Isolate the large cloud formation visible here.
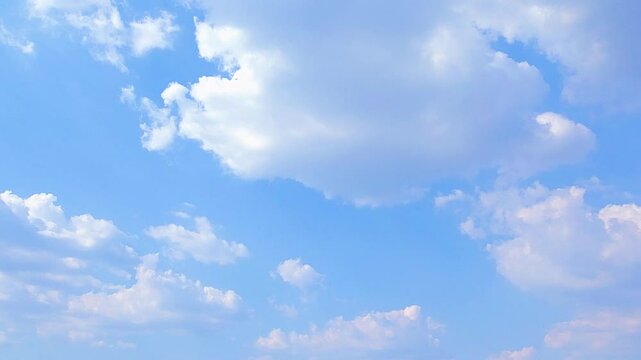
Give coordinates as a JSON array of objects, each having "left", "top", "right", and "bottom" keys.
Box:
[{"left": 132, "top": 0, "right": 605, "bottom": 205}]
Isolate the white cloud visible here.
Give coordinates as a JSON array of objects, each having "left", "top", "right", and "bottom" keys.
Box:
[
  {"left": 134, "top": 8, "right": 597, "bottom": 205},
  {"left": 257, "top": 305, "right": 442, "bottom": 355},
  {"left": 29, "top": 0, "right": 178, "bottom": 70},
  {"left": 545, "top": 311, "right": 641, "bottom": 356},
  {"left": 434, "top": 189, "right": 466, "bottom": 207},
  {"left": 462, "top": 0, "right": 641, "bottom": 111},
  {"left": 30, "top": 254, "right": 241, "bottom": 346},
  {"left": 0, "top": 190, "right": 119, "bottom": 249},
  {"left": 130, "top": 12, "right": 179, "bottom": 56},
  {"left": 146, "top": 216, "right": 248, "bottom": 265},
  {"left": 194, "top": 21, "right": 246, "bottom": 69},
  {"left": 488, "top": 346, "right": 534, "bottom": 360},
  {"left": 274, "top": 258, "right": 322, "bottom": 290},
  {"left": 460, "top": 217, "right": 485, "bottom": 239},
  {"left": 460, "top": 183, "right": 641, "bottom": 290},
  {"left": 500, "top": 112, "right": 595, "bottom": 178},
  {"left": 63, "top": 3, "right": 127, "bottom": 71},
  {"left": 67, "top": 254, "right": 241, "bottom": 324},
  {"left": 138, "top": 97, "right": 177, "bottom": 151},
  {"left": 61, "top": 257, "right": 86, "bottom": 269},
  {"left": 120, "top": 86, "right": 178, "bottom": 151},
  {"left": 0, "top": 23, "right": 35, "bottom": 54},
  {"left": 119, "top": 85, "right": 135, "bottom": 104}
]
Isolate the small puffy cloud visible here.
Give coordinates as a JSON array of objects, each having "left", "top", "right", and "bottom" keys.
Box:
[
  {"left": 488, "top": 346, "right": 534, "bottom": 360},
  {"left": 138, "top": 97, "right": 177, "bottom": 151},
  {"left": 194, "top": 20, "right": 246, "bottom": 68},
  {"left": 545, "top": 311, "right": 641, "bottom": 357},
  {"left": 460, "top": 183, "right": 641, "bottom": 290},
  {"left": 130, "top": 12, "right": 179, "bottom": 56},
  {"left": 434, "top": 189, "right": 466, "bottom": 207},
  {"left": 146, "top": 216, "right": 248, "bottom": 265},
  {"left": 0, "top": 190, "right": 119, "bottom": 249},
  {"left": 29, "top": 0, "right": 178, "bottom": 70},
  {"left": 257, "top": 305, "right": 442, "bottom": 356},
  {"left": 120, "top": 85, "right": 178, "bottom": 151},
  {"left": 119, "top": 85, "right": 135, "bottom": 104},
  {"left": 0, "top": 23, "right": 35, "bottom": 54},
  {"left": 274, "top": 258, "right": 322, "bottom": 290},
  {"left": 459, "top": 217, "right": 485, "bottom": 239}
]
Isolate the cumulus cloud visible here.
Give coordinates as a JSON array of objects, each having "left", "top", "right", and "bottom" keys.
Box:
[
  {"left": 67, "top": 254, "right": 241, "bottom": 323},
  {"left": 257, "top": 305, "right": 442, "bottom": 356},
  {"left": 462, "top": 0, "right": 641, "bottom": 111},
  {"left": 29, "top": 0, "right": 178, "bottom": 70},
  {"left": 460, "top": 183, "right": 641, "bottom": 290},
  {"left": 0, "top": 190, "right": 119, "bottom": 249},
  {"left": 36, "top": 254, "right": 241, "bottom": 346},
  {"left": 129, "top": 12, "right": 178, "bottom": 56},
  {"left": 133, "top": 4, "right": 598, "bottom": 205},
  {"left": 500, "top": 112, "right": 595, "bottom": 178},
  {"left": 274, "top": 258, "right": 322, "bottom": 290},
  {"left": 598, "top": 204, "right": 641, "bottom": 264},
  {"left": 544, "top": 311, "right": 641, "bottom": 358},
  {"left": 120, "top": 85, "right": 178, "bottom": 151},
  {"left": 0, "top": 23, "right": 35, "bottom": 54},
  {"left": 488, "top": 346, "right": 534, "bottom": 360},
  {"left": 146, "top": 215, "right": 248, "bottom": 265}
]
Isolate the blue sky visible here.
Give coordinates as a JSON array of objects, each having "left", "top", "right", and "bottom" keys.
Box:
[{"left": 1, "top": 0, "right": 641, "bottom": 359}]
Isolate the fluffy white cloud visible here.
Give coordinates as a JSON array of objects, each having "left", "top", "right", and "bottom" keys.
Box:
[
  {"left": 598, "top": 204, "right": 641, "bottom": 264},
  {"left": 29, "top": 0, "right": 178, "bottom": 70},
  {"left": 0, "top": 190, "right": 119, "bottom": 248},
  {"left": 0, "top": 23, "right": 35, "bottom": 54},
  {"left": 257, "top": 305, "right": 442, "bottom": 356},
  {"left": 460, "top": 217, "right": 485, "bottom": 240},
  {"left": 130, "top": 12, "right": 178, "bottom": 56},
  {"left": 488, "top": 346, "right": 534, "bottom": 360},
  {"left": 146, "top": 215, "right": 248, "bottom": 265},
  {"left": 120, "top": 86, "right": 178, "bottom": 151},
  {"left": 462, "top": 0, "right": 641, "bottom": 111},
  {"left": 500, "top": 112, "right": 595, "bottom": 179},
  {"left": 135, "top": 5, "right": 596, "bottom": 205},
  {"left": 274, "top": 258, "right": 322, "bottom": 290},
  {"left": 461, "top": 184, "right": 641, "bottom": 290},
  {"left": 544, "top": 311, "right": 641, "bottom": 358},
  {"left": 67, "top": 254, "right": 241, "bottom": 324},
  {"left": 31, "top": 254, "right": 241, "bottom": 346}
]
